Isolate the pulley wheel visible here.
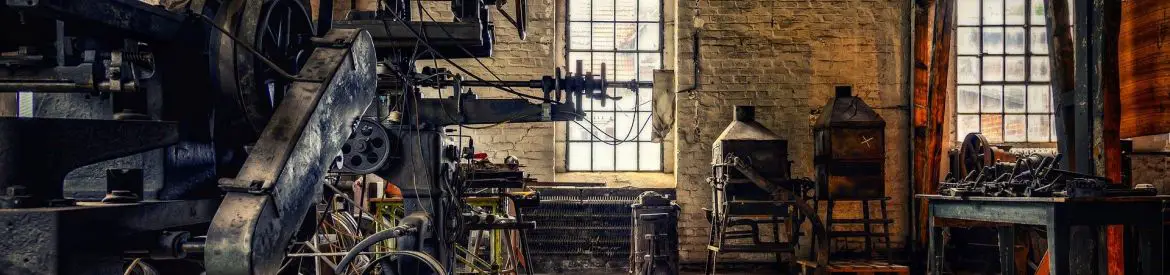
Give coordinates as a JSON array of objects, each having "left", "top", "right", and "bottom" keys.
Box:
[
  {"left": 335, "top": 119, "right": 396, "bottom": 174},
  {"left": 959, "top": 133, "right": 993, "bottom": 177},
  {"left": 210, "top": 0, "right": 315, "bottom": 140}
]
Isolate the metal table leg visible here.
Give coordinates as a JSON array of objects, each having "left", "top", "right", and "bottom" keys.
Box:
[
  {"left": 1137, "top": 222, "right": 1163, "bottom": 275},
  {"left": 998, "top": 225, "right": 1016, "bottom": 275},
  {"left": 1047, "top": 215, "right": 1070, "bottom": 275}
]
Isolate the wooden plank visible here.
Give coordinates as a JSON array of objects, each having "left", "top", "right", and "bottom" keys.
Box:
[
  {"left": 1046, "top": 0, "right": 1077, "bottom": 171},
  {"left": 1119, "top": 0, "right": 1170, "bottom": 138}
]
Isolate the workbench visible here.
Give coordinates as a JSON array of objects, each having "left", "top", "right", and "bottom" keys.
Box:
[{"left": 917, "top": 194, "right": 1166, "bottom": 275}]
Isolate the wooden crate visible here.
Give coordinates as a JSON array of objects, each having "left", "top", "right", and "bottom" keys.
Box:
[{"left": 796, "top": 260, "right": 909, "bottom": 275}]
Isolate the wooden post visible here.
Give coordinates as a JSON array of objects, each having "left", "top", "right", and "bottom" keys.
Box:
[
  {"left": 910, "top": 0, "right": 935, "bottom": 248},
  {"left": 911, "top": 0, "right": 954, "bottom": 253}
]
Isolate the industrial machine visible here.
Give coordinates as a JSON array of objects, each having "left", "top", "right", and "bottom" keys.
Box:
[{"left": 0, "top": 0, "right": 633, "bottom": 274}]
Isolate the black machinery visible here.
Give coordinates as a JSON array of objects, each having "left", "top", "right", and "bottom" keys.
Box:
[
  {"left": 630, "top": 191, "right": 679, "bottom": 275},
  {"left": 0, "top": 0, "right": 636, "bottom": 274},
  {"left": 939, "top": 133, "right": 1156, "bottom": 198}
]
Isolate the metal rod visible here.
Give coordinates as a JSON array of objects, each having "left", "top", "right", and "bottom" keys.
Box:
[{"left": 0, "top": 82, "right": 87, "bottom": 93}]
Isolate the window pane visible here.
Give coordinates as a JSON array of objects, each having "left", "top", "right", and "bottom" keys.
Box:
[
  {"left": 592, "top": 143, "right": 615, "bottom": 171},
  {"left": 1030, "top": 27, "right": 1049, "bottom": 54},
  {"left": 983, "top": 0, "right": 1004, "bottom": 25},
  {"left": 957, "top": 85, "right": 980, "bottom": 113},
  {"left": 638, "top": 23, "right": 660, "bottom": 51},
  {"left": 615, "top": 112, "right": 637, "bottom": 141},
  {"left": 615, "top": 0, "right": 637, "bottom": 21},
  {"left": 615, "top": 23, "right": 638, "bottom": 50},
  {"left": 638, "top": 143, "right": 661, "bottom": 171},
  {"left": 637, "top": 88, "right": 653, "bottom": 110},
  {"left": 568, "top": 52, "right": 592, "bottom": 74},
  {"left": 616, "top": 142, "right": 638, "bottom": 170},
  {"left": 1005, "top": 85, "right": 1026, "bottom": 113},
  {"left": 592, "top": 112, "right": 616, "bottom": 140},
  {"left": 569, "top": 122, "right": 591, "bottom": 141},
  {"left": 1030, "top": 56, "right": 1050, "bottom": 81},
  {"left": 1005, "top": 115, "right": 1026, "bottom": 142},
  {"left": 1028, "top": 115, "right": 1052, "bottom": 142},
  {"left": 638, "top": 0, "right": 660, "bottom": 21},
  {"left": 982, "top": 85, "right": 1003, "bottom": 112},
  {"left": 638, "top": 53, "right": 661, "bottom": 80},
  {"left": 958, "top": 114, "right": 980, "bottom": 141},
  {"left": 591, "top": 23, "right": 615, "bottom": 50},
  {"left": 592, "top": 0, "right": 615, "bottom": 21},
  {"left": 1031, "top": 0, "right": 1046, "bottom": 24},
  {"left": 569, "top": 0, "right": 592, "bottom": 21},
  {"left": 568, "top": 142, "right": 591, "bottom": 170},
  {"left": 958, "top": 56, "right": 980, "bottom": 84},
  {"left": 615, "top": 53, "right": 637, "bottom": 81},
  {"left": 1005, "top": 27, "right": 1026, "bottom": 54},
  {"left": 1005, "top": 56, "right": 1026, "bottom": 81},
  {"left": 569, "top": 22, "right": 591, "bottom": 50},
  {"left": 1028, "top": 85, "right": 1051, "bottom": 113},
  {"left": 1005, "top": 0, "right": 1026, "bottom": 25},
  {"left": 983, "top": 27, "right": 1005, "bottom": 54},
  {"left": 613, "top": 88, "right": 637, "bottom": 111},
  {"left": 958, "top": 27, "right": 980, "bottom": 55},
  {"left": 958, "top": 0, "right": 981, "bottom": 25},
  {"left": 983, "top": 56, "right": 1004, "bottom": 82},
  {"left": 982, "top": 114, "right": 1004, "bottom": 143},
  {"left": 591, "top": 52, "right": 615, "bottom": 77},
  {"left": 638, "top": 112, "right": 653, "bottom": 141}
]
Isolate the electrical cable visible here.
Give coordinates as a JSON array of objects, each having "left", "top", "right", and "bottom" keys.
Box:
[
  {"left": 416, "top": 3, "right": 512, "bottom": 85},
  {"left": 333, "top": 220, "right": 422, "bottom": 274},
  {"left": 375, "top": 6, "right": 554, "bottom": 103},
  {"left": 357, "top": 250, "right": 447, "bottom": 275}
]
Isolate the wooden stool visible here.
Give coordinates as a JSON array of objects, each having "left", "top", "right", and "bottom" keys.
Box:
[{"left": 796, "top": 259, "right": 909, "bottom": 275}]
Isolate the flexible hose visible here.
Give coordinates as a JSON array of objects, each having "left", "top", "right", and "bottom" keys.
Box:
[{"left": 334, "top": 214, "right": 429, "bottom": 274}]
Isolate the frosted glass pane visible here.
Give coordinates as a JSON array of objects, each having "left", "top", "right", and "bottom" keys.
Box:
[
  {"left": 639, "top": 0, "right": 660, "bottom": 21},
  {"left": 1031, "top": 0, "right": 1046, "bottom": 24},
  {"left": 613, "top": 88, "right": 637, "bottom": 111},
  {"left": 1005, "top": 85, "right": 1026, "bottom": 113},
  {"left": 958, "top": 57, "right": 980, "bottom": 84},
  {"left": 1005, "top": 0, "right": 1026, "bottom": 25},
  {"left": 639, "top": 143, "right": 662, "bottom": 171},
  {"left": 958, "top": 0, "right": 981, "bottom": 25},
  {"left": 591, "top": 52, "right": 614, "bottom": 78},
  {"left": 592, "top": 112, "right": 616, "bottom": 140},
  {"left": 569, "top": 0, "right": 591, "bottom": 21},
  {"left": 1031, "top": 27, "right": 1048, "bottom": 54},
  {"left": 1028, "top": 115, "right": 1052, "bottom": 142},
  {"left": 638, "top": 112, "right": 652, "bottom": 141},
  {"left": 983, "top": 0, "right": 1004, "bottom": 25},
  {"left": 568, "top": 142, "right": 592, "bottom": 170},
  {"left": 615, "top": 112, "right": 637, "bottom": 141},
  {"left": 1005, "top": 56, "right": 1026, "bottom": 81},
  {"left": 957, "top": 85, "right": 980, "bottom": 113},
  {"left": 592, "top": 144, "right": 615, "bottom": 171},
  {"left": 958, "top": 27, "right": 980, "bottom": 55},
  {"left": 1005, "top": 27, "right": 1026, "bottom": 54},
  {"left": 615, "top": 23, "right": 637, "bottom": 50},
  {"left": 615, "top": 53, "right": 637, "bottom": 81},
  {"left": 616, "top": 143, "right": 637, "bottom": 170},
  {"left": 981, "top": 114, "right": 1004, "bottom": 143},
  {"left": 1028, "top": 85, "right": 1052, "bottom": 113},
  {"left": 638, "top": 53, "right": 660, "bottom": 81},
  {"left": 957, "top": 115, "right": 980, "bottom": 141},
  {"left": 569, "top": 121, "right": 591, "bottom": 141},
  {"left": 592, "top": 0, "right": 615, "bottom": 21},
  {"left": 637, "top": 88, "right": 653, "bottom": 110},
  {"left": 983, "top": 27, "right": 1004, "bottom": 54},
  {"left": 638, "top": 23, "right": 660, "bottom": 51},
  {"left": 1005, "top": 115, "right": 1026, "bottom": 142},
  {"left": 569, "top": 22, "right": 591, "bottom": 50},
  {"left": 1030, "top": 57, "right": 1050, "bottom": 81},
  {"left": 981, "top": 85, "right": 1003, "bottom": 112},
  {"left": 591, "top": 23, "right": 615, "bottom": 50},
  {"left": 983, "top": 56, "right": 1004, "bottom": 82},
  {"left": 615, "top": 0, "right": 636, "bottom": 21}
]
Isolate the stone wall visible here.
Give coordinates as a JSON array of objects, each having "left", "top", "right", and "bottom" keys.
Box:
[{"left": 671, "top": 0, "right": 909, "bottom": 263}]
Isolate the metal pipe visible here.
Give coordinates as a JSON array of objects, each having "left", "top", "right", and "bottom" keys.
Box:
[{"left": 0, "top": 82, "right": 88, "bottom": 93}]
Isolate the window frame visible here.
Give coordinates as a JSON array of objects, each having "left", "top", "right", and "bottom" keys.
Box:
[
  {"left": 563, "top": 0, "right": 666, "bottom": 172},
  {"left": 953, "top": 0, "right": 1056, "bottom": 144}
]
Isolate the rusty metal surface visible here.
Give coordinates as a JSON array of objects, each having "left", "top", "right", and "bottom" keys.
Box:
[
  {"left": 204, "top": 28, "right": 376, "bottom": 274},
  {"left": 814, "top": 87, "right": 886, "bottom": 199}
]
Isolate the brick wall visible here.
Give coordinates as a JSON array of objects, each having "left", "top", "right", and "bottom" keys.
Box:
[{"left": 672, "top": 0, "right": 909, "bottom": 263}]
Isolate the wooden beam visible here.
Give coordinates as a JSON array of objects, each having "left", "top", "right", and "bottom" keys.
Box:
[
  {"left": 1090, "top": 1, "right": 1125, "bottom": 274},
  {"left": 1045, "top": 0, "right": 1076, "bottom": 171},
  {"left": 910, "top": 0, "right": 935, "bottom": 248}
]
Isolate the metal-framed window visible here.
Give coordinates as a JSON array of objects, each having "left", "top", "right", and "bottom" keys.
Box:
[
  {"left": 564, "top": 0, "right": 663, "bottom": 171},
  {"left": 955, "top": 0, "right": 1055, "bottom": 143}
]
